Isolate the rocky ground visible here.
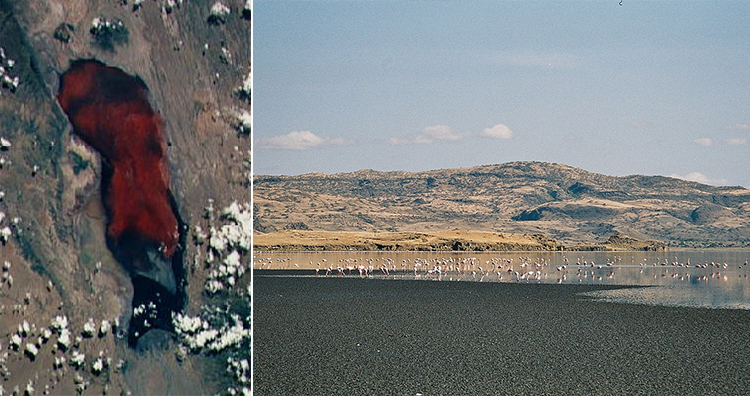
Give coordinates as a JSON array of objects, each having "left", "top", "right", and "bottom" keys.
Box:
[{"left": 0, "top": 0, "right": 251, "bottom": 394}]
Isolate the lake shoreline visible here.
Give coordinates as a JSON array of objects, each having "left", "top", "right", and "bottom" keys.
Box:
[{"left": 253, "top": 229, "right": 670, "bottom": 252}]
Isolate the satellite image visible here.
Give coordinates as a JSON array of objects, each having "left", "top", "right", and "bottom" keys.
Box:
[{"left": 0, "top": 0, "right": 251, "bottom": 394}]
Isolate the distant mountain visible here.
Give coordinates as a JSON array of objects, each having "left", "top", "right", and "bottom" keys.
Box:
[{"left": 253, "top": 161, "right": 750, "bottom": 248}]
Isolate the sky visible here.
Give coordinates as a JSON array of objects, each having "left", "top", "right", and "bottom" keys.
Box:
[{"left": 254, "top": 1, "right": 750, "bottom": 188}]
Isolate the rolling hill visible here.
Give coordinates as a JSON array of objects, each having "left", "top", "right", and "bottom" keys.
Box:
[{"left": 254, "top": 161, "right": 750, "bottom": 249}]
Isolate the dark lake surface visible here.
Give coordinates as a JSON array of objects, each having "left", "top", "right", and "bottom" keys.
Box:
[{"left": 255, "top": 260, "right": 750, "bottom": 395}]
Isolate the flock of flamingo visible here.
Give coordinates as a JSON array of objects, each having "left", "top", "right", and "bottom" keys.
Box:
[{"left": 254, "top": 254, "right": 750, "bottom": 286}]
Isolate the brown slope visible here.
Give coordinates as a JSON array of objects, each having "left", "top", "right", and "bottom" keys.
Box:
[{"left": 254, "top": 161, "right": 750, "bottom": 248}]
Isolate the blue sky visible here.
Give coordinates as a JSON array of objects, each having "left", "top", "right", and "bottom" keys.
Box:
[{"left": 254, "top": 1, "right": 750, "bottom": 188}]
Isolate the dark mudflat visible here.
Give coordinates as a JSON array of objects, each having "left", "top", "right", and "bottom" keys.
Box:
[{"left": 255, "top": 272, "right": 750, "bottom": 395}]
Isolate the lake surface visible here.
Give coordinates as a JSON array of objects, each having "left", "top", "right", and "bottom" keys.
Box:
[{"left": 254, "top": 250, "right": 750, "bottom": 309}]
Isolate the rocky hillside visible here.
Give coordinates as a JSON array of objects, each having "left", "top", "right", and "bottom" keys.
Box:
[{"left": 254, "top": 162, "right": 750, "bottom": 248}]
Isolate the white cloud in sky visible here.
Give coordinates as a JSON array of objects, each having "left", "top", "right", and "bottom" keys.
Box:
[
  {"left": 692, "top": 137, "right": 712, "bottom": 147},
  {"left": 724, "top": 123, "right": 750, "bottom": 131},
  {"left": 387, "top": 137, "right": 410, "bottom": 146},
  {"left": 422, "top": 125, "right": 469, "bottom": 141},
  {"left": 388, "top": 123, "right": 515, "bottom": 145},
  {"left": 726, "top": 137, "right": 748, "bottom": 146},
  {"left": 414, "top": 135, "right": 433, "bottom": 144},
  {"left": 480, "top": 124, "right": 514, "bottom": 140},
  {"left": 670, "top": 172, "right": 730, "bottom": 186},
  {"left": 257, "top": 131, "right": 348, "bottom": 150},
  {"left": 387, "top": 136, "right": 432, "bottom": 145},
  {"left": 388, "top": 125, "right": 468, "bottom": 145}
]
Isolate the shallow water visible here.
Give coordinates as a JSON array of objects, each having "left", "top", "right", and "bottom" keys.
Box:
[{"left": 254, "top": 250, "right": 750, "bottom": 309}]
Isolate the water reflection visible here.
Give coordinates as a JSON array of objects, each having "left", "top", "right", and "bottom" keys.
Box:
[{"left": 254, "top": 251, "right": 750, "bottom": 309}]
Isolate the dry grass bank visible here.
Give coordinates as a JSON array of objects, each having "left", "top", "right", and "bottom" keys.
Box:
[{"left": 253, "top": 229, "right": 666, "bottom": 252}]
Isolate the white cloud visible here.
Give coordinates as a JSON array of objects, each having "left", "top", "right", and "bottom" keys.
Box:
[
  {"left": 422, "top": 125, "right": 468, "bottom": 141},
  {"left": 386, "top": 137, "right": 409, "bottom": 146},
  {"left": 388, "top": 123, "right": 514, "bottom": 146},
  {"left": 414, "top": 135, "right": 433, "bottom": 144},
  {"left": 257, "top": 131, "right": 348, "bottom": 150},
  {"left": 726, "top": 137, "right": 747, "bottom": 146},
  {"left": 670, "top": 172, "right": 730, "bottom": 186},
  {"left": 693, "top": 137, "right": 712, "bottom": 147},
  {"left": 387, "top": 136, "right": 431, "bottom": 146},
  {"left": 724, "top": 123, "right": 750, "bottom": 131},
  {"left": 480, "top": 124, "right": 514, "bottom": 140},
  {"left": 388, "top": 125, "right": 468, "bottom": 145}
]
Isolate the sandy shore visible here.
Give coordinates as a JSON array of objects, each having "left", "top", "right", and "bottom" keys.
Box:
[{"left": 254, "top": 271, "right": 750, "bottom": 395}]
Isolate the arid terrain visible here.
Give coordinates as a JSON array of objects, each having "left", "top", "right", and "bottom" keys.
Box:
[
  {"left": 254, "top": 162, "right": 750, "bottom": 250},
  {"left": 253, "top": 229, "right": 668, "bottom": 252},
  {"left": 0, "top": 0, "right": 251, "bottom": 394}
]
